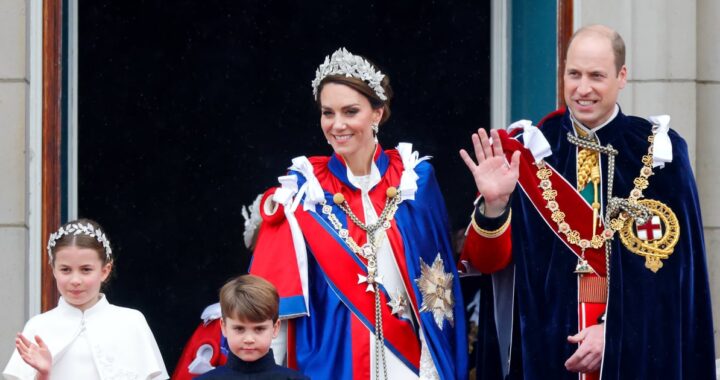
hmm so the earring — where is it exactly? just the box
[371,123,379,143]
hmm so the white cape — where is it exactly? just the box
[3,295,168,380]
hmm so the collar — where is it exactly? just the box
[564,105,628,146]
[328,145,389,190]
[569,104,620,138]
[225,348,277,373]
[57,294,109,319]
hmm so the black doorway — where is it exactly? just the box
[79,0,490,372]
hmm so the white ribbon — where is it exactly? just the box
[273,175,299,206]
[396,142,431,201]
[647,115,673,168]
[289,156,325,212]
[506,120,552,163]
[187,344,215,375]
[199,303,221,324]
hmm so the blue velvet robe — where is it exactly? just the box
[476,109,715,379]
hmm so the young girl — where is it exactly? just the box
[3,219,168,380]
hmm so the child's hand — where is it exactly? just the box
[15,333,52,377]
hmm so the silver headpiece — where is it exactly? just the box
[311,47,387,101]
[47,222,113,261]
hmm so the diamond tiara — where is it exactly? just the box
[47,222,113,261]
[311,47,387,101]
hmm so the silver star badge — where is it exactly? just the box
[415,253,455,329]
[387,289,408,316]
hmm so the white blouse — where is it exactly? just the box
[3,295,168,380]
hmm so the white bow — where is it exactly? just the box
[290,156,325,211]
[397,143,431,201]
[200,303,221,324]
[273,175,299,206]
[647,115,673,168]
[506,120,552,163]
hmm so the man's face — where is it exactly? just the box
[564,33,627,128]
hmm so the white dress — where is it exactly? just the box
[3,295,168,380]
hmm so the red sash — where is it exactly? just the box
[293,208,421,367]
[498,129,607,277]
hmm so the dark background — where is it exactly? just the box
[79,0,490,372]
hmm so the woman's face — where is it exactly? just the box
[319,83,382,167]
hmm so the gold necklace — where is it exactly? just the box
[536,161,614,273]
[542,132,661,274]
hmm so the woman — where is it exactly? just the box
[249,48,467,380]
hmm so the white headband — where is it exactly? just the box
[47,222,112,261]
[311,47,387,101]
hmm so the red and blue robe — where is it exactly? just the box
[250,145,468,380]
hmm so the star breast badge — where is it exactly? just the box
[387,289,408,317]
[415,253,455,329]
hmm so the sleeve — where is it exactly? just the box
[459,199,513,274]
[129,311,169,380]
[2,319,38,380]
[249,188,309,318]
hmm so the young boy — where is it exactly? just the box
[195,274,309,380]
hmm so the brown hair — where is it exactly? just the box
[316,67,394,125]
[50,218,113,267]
[566,24,626,76]
[220,274,280,323]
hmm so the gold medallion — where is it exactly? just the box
[618,199,680,272]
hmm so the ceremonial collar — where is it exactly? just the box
[225,348,277,373]
[57,294,110,319]
[563,105,628,146]
[328,145,389,191]
[569,104,620,138]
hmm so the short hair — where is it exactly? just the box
[219,274,279,323]
[567,24,626,75]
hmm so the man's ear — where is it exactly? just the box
[618,65,628,89]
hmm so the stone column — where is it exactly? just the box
[0,0,29,362]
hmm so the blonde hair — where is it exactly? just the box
[219,274,279,323]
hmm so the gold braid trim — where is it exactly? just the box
[471,209,512,238]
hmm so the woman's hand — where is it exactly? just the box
[15,333,52,379]
[459,128,520,217]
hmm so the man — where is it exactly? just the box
[459,25,715,379]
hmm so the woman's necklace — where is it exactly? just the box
[319,185,400,380]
